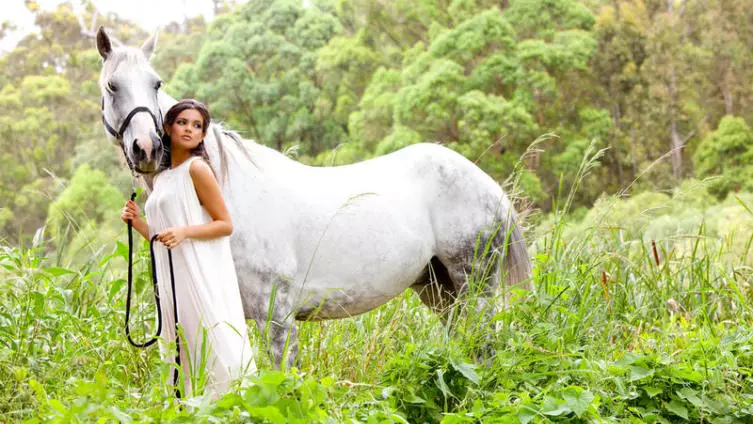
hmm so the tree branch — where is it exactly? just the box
[681,114,709,145]
[72,2,123,46]
[678,0,689,17]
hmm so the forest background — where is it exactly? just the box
[2,0,753,252]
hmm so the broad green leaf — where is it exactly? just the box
[259,371,286,387]
[628,365,654,381]
[541,396,571,416]
[562,386,594,418]
[450,359,480,384]
[665,399,689,420]
[48,398,67,414]
[676,387,704,408]
[247,405,287,424]
[518,406,538,424]
[668,365,703,382]
[644,386,663,398]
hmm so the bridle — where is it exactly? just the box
[101,95,164,174]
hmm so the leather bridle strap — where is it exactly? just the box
[101,97,162,140]
[101,97,164,174]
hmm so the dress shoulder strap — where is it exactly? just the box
[183,156,204,172]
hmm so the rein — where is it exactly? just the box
[125,192,182,399]
[104,92,182,397]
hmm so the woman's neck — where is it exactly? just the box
[170,149,193,169]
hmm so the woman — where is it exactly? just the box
[120,99,256,397]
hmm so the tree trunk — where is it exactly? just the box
[630,126,637,178]
[669,108,683,180]
[667,0,683,180]
[722,67,734,115]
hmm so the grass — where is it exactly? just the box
[2,180,753,421]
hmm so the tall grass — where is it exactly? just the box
[2,167,753,422]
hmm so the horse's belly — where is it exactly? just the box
[294,254,429,320]
[293,213,433,320]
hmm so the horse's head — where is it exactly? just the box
[97,27,165,174]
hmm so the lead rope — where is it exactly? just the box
[125,189,183,399]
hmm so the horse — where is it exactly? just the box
[95,27,532,367]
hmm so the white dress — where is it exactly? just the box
[145,155,256,397]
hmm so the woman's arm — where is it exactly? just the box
[186,159,233,238]
[155,159,232,249]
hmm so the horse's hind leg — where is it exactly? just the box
[411,257,458,323]
[440,248,501,359]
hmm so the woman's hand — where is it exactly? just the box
[121,200,142,224]
[156,227,187,249]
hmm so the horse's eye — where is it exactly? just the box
[107,82,118,93]
[155,80,162,90]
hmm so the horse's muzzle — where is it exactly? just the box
[131,132,162,173]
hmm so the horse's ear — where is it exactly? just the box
[97,26,112,60]
[141,30,159,60]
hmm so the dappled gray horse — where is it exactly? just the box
[96,27,532,367]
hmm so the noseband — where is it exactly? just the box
[101,97,164,174]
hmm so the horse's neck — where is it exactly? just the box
[158,92,178,115]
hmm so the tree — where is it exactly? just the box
[693,116,753,198]
[0,1,143,246]
[341,1,598,207]
[168,0,345,155]
[46,163,124,264]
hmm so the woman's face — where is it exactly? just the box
[166,109,205,151]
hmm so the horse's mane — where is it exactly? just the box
[208,123,261,184]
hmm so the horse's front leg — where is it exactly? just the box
[238,272,298,369]
[263,281,299,370]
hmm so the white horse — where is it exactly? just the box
[96,27,532,366]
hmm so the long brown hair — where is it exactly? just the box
[160,99,215,176]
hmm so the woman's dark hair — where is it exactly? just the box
[159,99,215,175]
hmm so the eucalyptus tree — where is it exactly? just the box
[694,116,753,198]
[168,0,345,155]
[343,0,598,206]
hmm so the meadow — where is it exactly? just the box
[1,174,752,423]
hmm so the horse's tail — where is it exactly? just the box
[499,210,532,291]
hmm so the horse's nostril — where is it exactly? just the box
[133,140,146,161]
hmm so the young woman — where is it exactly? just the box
[120,99,256,397]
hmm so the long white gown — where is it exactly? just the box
[145,155,256,397]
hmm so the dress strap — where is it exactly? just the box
[183,156,203,171]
